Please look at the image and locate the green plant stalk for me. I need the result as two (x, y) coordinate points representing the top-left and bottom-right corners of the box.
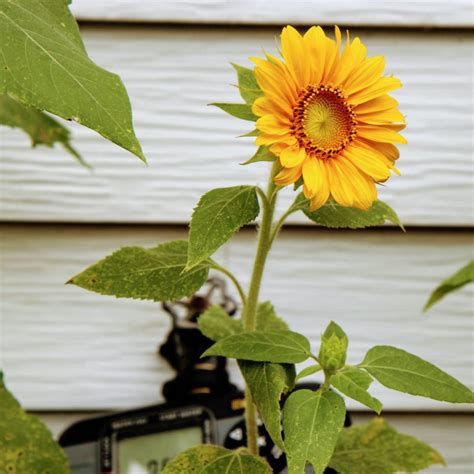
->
(211, 263), (247, 305)
(242, 161), (279, 454)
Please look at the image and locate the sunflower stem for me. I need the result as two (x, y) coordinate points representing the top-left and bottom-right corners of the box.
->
(242, 160), (279, 455)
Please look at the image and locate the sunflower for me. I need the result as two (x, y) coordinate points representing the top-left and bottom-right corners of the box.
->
(252, 26), (406, 210)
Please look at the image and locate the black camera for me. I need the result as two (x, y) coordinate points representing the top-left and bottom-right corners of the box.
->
(59, 279), (348, 473)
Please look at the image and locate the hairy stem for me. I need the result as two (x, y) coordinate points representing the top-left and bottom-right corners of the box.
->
(242, 161), (279, 454)
(211, 263), (247, 306)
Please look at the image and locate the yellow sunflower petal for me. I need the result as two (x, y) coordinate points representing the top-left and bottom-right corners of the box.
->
(343, 56), (386, 96)
(327, 159), (354, 207)
(274, 164), (303, 186)
(256, 133), (297, 146)
(357, 108), (406, 124)
(348, 76), (402, 105)
(354, 95), (399, 114)
(252, 96), (292, 120)
(342, 145), (391, 181)
(281, 26), (311, 87)
(256, 115), (291, 135)
(254, 63), (298, 105)
(309, 162), (330, 210)
(334, 36), (367, 85)
(357, 125), (407, 144)
(303, 26), (327, 85)
(362, 140), (400, 161)
(302, 157), (324, 197)
(280, 146), (306, 168)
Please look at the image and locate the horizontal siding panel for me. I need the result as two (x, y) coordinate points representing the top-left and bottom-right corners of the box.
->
(35, 412), (474, 472)
(2, 224), (472, 411)
(1, 27), (472, 226)
(70, 0), (474, 28)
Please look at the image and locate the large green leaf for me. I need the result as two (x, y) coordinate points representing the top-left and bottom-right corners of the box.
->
(0, 93), (88, 167)
(331, 368), (383, 414)
(360, 345), (474, 403)
(295, 364), (322, 382)
(283, 389), (346, 474)
(329, 417), (445, 473)
(239, 361), (295, 450)
(0, 373), (70, 473)
(68, 240), (210, 301)
(232, 63), (263, 105)
(211, 103), (258, 121)
(256, 301), (289, 331)
(424, 260), (474, 311)
(162, 444), (271, 474)
(0, 0), (144, 160)
(198, 305), (242, 342)
(300, 197), (404, 230)
(187, 186), (259, 269)
(202, 330), (311, 363)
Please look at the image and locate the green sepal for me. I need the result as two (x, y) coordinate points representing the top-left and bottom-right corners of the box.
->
(329, 417), (445, 474)
(424, 260), (474, 311)
(68, 240), (211, 302)
(232, 63), (263, 105)
(162, 444), (272, 474)
(241, 145), (276, 165)
(211, 103), (258, 121)
(319, 321), (348, 373)
(239, 361), (295, 450)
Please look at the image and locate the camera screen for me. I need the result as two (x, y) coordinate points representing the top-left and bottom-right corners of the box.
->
(117, 426), (202, 474)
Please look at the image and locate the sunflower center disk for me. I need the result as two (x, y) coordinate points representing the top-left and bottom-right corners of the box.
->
(293, 86), (357, 158)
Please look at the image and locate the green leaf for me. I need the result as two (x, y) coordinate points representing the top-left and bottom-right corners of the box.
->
(0, 372), (71, 473)
(241, 145), (276, 165)
(187, 186), (260, 269)
(424, 260), (474, 311)
(331, 368), (383, 414)
(283, 389), (346, 474)
(202, 330), (311, 363)
(232, 63), (263, 105)
(68, 240), (210, 302)
(256, 301), (289, 331)
(301, 197), (404, 230)
(239, 128), (259, 137)
(0, 1), (144, 160)
(211, 103), (258, 121)
(239, 361), (295, 450)
(295, 364), (322, 382)
(198, 305), (242, 342)
(0, 93), (89, 168)
(360, 345), (474, 403)
(162, 444), (272, 474)
(319, 321), (348, 372)
(329, 417), (445, 474)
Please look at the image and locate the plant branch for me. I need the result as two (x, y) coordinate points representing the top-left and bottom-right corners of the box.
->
(211, 263), (247, 306)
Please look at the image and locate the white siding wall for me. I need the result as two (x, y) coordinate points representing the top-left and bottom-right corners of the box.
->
(0, 2), (473, 471)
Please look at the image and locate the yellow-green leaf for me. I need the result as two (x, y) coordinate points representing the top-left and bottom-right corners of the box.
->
(187, 186), (259, 269)
(202, 330), (311, 363)
(162, 444), (271, 474)
(424, 260), (474, 311)
(0, 372), (70, 473)
(68, 240), (210, 302)
(0, 93), (88, 168)
(0, 0), (144, 160)
(239, 361), (295, 450)
(283, 389), (346, 474)
(211, 103), (258, 121)
(360, 345), (474, 403)
(329, 417), (445, 473)
(241, 145), (276, 165)
(198, 305), (242, 342)
(232, 63), (263, 105)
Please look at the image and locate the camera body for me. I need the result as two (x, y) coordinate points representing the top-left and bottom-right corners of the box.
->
(59, 279), (348, 473)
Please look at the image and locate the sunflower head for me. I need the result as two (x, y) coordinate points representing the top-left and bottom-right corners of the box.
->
(251, 26), (406, 211)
